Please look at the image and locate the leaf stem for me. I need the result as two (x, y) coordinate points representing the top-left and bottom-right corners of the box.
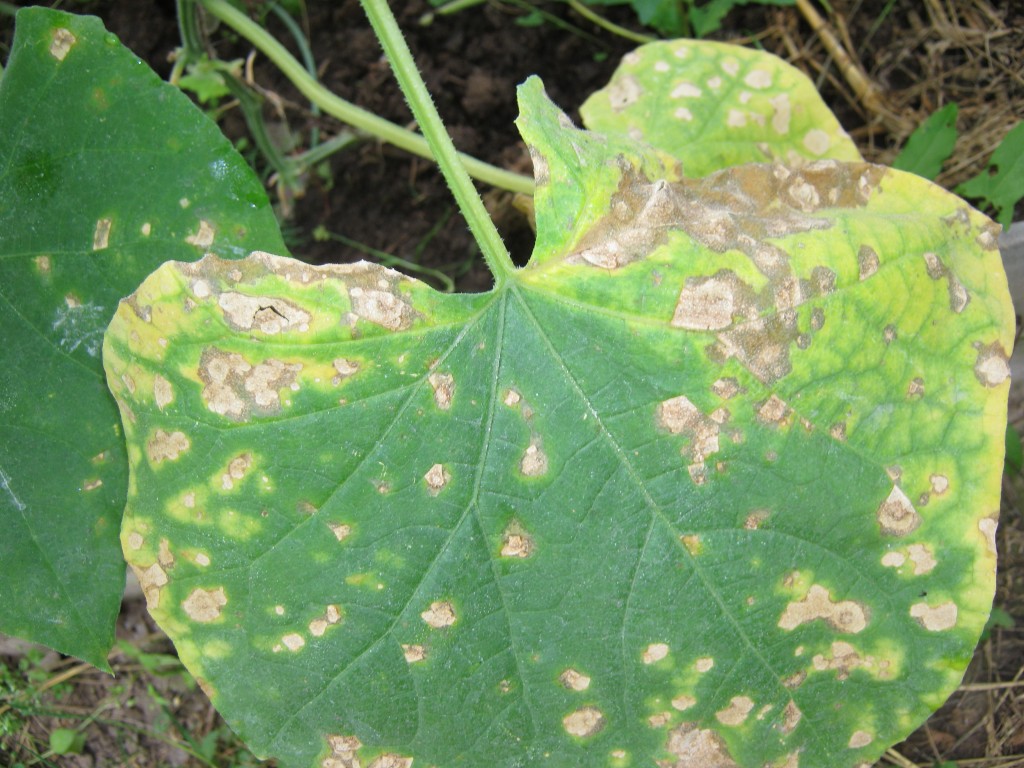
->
(359, 0), (515, 285)
(196, 0), (533, 198)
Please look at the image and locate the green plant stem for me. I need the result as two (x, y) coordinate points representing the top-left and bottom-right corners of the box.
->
(197, 0), (533, 198)
(566, 0), (656, 44)
(359, 0), (516, 285)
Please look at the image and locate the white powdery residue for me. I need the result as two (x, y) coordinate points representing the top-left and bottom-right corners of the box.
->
(0, 467), (27, 511)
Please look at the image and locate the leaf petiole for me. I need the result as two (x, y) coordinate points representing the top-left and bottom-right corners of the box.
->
(359, 0), (517, 287)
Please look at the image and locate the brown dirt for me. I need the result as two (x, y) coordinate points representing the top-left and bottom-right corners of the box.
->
(2, 1), (1023, 767)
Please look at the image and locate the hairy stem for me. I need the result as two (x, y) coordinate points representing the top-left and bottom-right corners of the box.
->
(197, 0), (533, 197)
(359, 0), (516, 285)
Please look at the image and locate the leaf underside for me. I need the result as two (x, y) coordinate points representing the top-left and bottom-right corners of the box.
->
(0, 8), (284, 667)
(105, 60), (1012, 768)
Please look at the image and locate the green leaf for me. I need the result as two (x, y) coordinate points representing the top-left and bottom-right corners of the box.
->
(0, 7), (285, 669)
(892, 103), (959, 181)
(580, 39), (863, 178)
(955, 121), (1024, 227)
(104, 74), (1011, 767)
(689, 0), (796, 39)
(49, 728), (85, 755)
(1006, 423), (1022, 475)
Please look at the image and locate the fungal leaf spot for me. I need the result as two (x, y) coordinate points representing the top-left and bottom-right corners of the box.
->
(101, 43), (1012, 768)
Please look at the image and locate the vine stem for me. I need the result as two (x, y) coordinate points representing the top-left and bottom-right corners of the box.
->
(196, 0), (532, 199)
(359, 0), (515, 285)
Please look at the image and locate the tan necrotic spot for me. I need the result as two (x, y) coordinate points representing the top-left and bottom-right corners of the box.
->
(745, 69), (772, 88)
(424, 463), (450, 494)
(421, 600), (456, 628)
(309, 604), (343, 637)
(182, 587), (227, 622)
(221, 453), (252, 490)
(811, 640), (876, 680)
(185, 220), (215, 249)
(781, 701), (802, 734)
(501, 524), (534, 558)
(803, 129), (831, 155)
(979, 517), (998, 554)
(881, 551), (905, 568)
(153, 375), (173, 410)
(744, 510), (769, 530)
(367, 755), (412, 768)
(907, 377), (925, 397)
(332, 358), (359, 384)
(327, 524), (352, 540)
(127, 532), (144, 550)
(146, 430), (189, 463)
(642, 642), (670, 664)
(910, 601), (958, 631)
(858, 245), (879, 280)
(560, 668), (591, 691)
(848, 731), (873, 749)
(711, 378), (741, 399)
(322, 735), (361, 768)
(133, 563), (167, 608)
(907, 543), (936, 574)
(756, 395), (790, 426)
(402, 643), (427, 663)
(520, 442), (549, 477)
(876, 485), (921, 536)
(716, 696), (754, 726)
(92, 218), (112, 250)
(199, 348), (300, 421)
(974, 343), (1010, 387)
(671, 694), (696, 711)
(158, 539), (174, 568)
(664, 722), (737, 767)
(607, 74), (642, 110)
(503, 388), (521, 406)
(218, 293), (310, 334)
(195, 553), (211, 567)
(671, 82), (702, 98)
(783, 670), (807, 689)
(671, 271), (753, 331)
(930, 474), (949, 494)
(34, 255), (52, 274)
(778, 584), (868, 634)
(649, 712), (673, 728)
(695, 657), (714, 673)
(281, 632), (305, 651)
(50, 28), (76, 60)
(348, 286), (414, 331)
(428, 372), (454, 410)
(83, 479), (102, 491)
(563, 707), (605, 738)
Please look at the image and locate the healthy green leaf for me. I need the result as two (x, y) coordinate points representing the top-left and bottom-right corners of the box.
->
(688, 0), (796, 38)
(0, 7), (285, 668)
(955, 120), (1024, 227)
(49, 728), (85, 755)
(892, 103), (959, 181)
(580, 39), (863, 178)
(104, 74), (1012, 767)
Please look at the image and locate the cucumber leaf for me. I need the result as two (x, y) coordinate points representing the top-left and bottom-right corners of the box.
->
(104, 72), (1012, 767)
(0, 7), (285, 668)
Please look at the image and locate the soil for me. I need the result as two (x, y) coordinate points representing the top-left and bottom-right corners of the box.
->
(2, 1), (1024, 766)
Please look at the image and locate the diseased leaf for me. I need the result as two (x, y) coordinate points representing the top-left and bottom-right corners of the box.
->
(955, 120), (1024, 227)
(104, 76), (1012, 768)
(892, 103), (959, 181)
(580, 39), (862, 178)
(0, 8), (285, 668)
